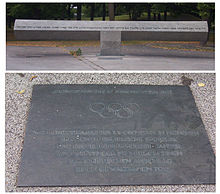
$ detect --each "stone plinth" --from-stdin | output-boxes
[100,31,121,56]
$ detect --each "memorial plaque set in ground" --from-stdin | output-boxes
[17,85,215,186]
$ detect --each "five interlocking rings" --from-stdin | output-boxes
[89,102,140,118]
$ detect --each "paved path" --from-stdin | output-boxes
[6,45,215,71]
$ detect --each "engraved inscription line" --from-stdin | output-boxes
[32,129,200,137]
[51,89,173,96]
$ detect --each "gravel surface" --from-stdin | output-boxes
[5,73,215,192]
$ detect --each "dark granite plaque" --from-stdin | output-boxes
[18,85,215,186]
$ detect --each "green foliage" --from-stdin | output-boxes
[169,3,198,16]
[123,4,145,20]
[151,4,168,14]
[197,3,215,30]
[69,48,82,56]
[7,3,69,19]
[150,3,199,17]
[197,3,214,19]
[115,4,127,16]
[76,48,82,56]
[69,50,74,55]
[6,2,215,28]
[82,3,106,18]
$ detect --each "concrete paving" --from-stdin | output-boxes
[6,45,215,71]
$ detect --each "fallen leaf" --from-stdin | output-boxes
[30,75,37,81]
[181,76,193,86]
[198,83,205,87]
[17,73,25,77]
[16,89,25,94]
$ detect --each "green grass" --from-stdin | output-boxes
[81,13,203,21]
[81,14,130,21]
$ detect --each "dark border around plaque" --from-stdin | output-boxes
[17,84,215,187]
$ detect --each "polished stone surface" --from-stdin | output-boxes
[18,85,215,186]
[14,20,208,44]
[14,20,208,32]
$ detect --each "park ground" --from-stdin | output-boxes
[6,39,215,71]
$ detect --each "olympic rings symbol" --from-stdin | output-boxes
[89,102,140,119]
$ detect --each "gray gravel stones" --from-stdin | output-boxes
[5,73,215,192]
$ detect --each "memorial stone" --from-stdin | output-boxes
[17,84,215,186]
[100,31,121,56]
[14,20,209,56]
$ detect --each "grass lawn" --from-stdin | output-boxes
[81,14,130,21]
[81,13,203,21]
[6,40,214,53]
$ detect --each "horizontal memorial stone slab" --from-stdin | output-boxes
[18,85,215,186]
[14,20,208,46]
[14,20,208,32]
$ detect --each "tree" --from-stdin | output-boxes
[102,3,106,21]
[67,4,71,20]
[90,3,95,21]
[6,2,215,27]
[7,3,68,20]
[124,4,145,20]
[77,3,82,20]
[197,3,214,31]
[151,4,168,21]
[147,4,152,20]
[108,3,115,21]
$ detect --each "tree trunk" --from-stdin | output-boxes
[67,4,71,20]
[158,13,161,21]
[102,3,106,21]
[206,8,214,44]
[108,3,115,21]
[77,4,81,20]
[208,8,214,32]
[8,16,12,28]
[147,6,151,20]
[90,4,95,21]
[114,4,117,16]
[164,11,167,21]
[153,13,156,21]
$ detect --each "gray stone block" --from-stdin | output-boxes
[100,31,121,56]
[14,20,208,32]
[14,31,100,41]
[13,20,209,55]
[121,32,208,43]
